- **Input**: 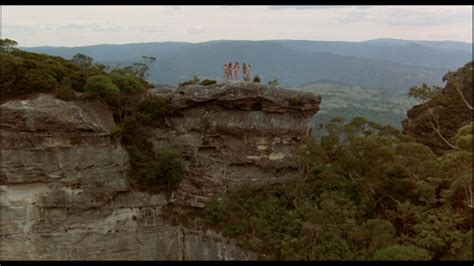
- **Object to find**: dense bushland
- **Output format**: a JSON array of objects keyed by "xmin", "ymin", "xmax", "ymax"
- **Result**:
[
  {"xmin": 1, "ymin": 39, "xmax": 183, "ymax": 190},
  {"xmin": 202, "ymin": 117, "xmax": 472, "ymax": 260},
  {"xmin": 201, "ymin": 62, "xmax": 473, "ymax": 260}
]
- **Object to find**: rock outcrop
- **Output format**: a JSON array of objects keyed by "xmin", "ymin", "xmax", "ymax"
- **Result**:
[
  {"xmin": 153, "ymin": 82, "xmax": 321, "ymax": 208},
  {"xmin": 1, "ymin": 82, "xmax": 320, "ymax": 260}
]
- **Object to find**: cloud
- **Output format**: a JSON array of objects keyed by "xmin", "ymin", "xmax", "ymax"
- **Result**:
[
  {"xmin": 336, "ymin": 6, "xmax": 472, "ymax": 26},
  {"xmin": 268, "ymin": 5, "xmax": 372, "ymax": 10},
  {"xmin": 187, "ymin": 25, "xmax": 214, "ymax": 34},
  {"xmin": 2, "ymin": 5, "xmax": 472, "ymax": 47}
]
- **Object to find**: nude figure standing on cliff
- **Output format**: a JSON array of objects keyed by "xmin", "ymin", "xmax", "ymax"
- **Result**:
[
  {"xmin": 223, "ymin": 63, "xmax": 228, "ymax": 80},
  {"xmin": 242, "ymin": 63, "xmax": 248, "ymax": 81},
  {"xmin": 247, "ymin": 64, "xmax": 252, "ymax": 80},
  {"xmin": 227, "ymin": 62, "xmax": 233, "ymax": 80},
  {"xmin": 234, "ymin": 62, "xmax": 240, "ymax": 80}
]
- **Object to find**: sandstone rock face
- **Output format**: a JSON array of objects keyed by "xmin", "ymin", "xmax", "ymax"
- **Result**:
[
  {"xmin": 1, "ymin": 82, "xmax": 320, "ymax": 260},
  {"xmin": 153, "ymin": 82, "xmax": 321, "ymax": 208}
]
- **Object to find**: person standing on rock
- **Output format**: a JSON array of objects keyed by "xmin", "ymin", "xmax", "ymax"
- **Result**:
[
  {"xmin": 247, "ymin": 64, "xmax": 252, "ymax": 81},
  {"xmin": 223, "ymin": 63, "xmax": 228, "ymax": 80},
  {"xmin": 225, "ymin": 62, "xmax": 232, "ymax": 80},
  {"xmin": 242, "ymin": 63, "xmax": 247, "ymax": 81},
  {"xmin": 234, "ymin": 62, "xmax": 240, "ymax": 80}
]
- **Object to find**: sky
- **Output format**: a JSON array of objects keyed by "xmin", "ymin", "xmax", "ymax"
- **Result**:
[{"xmin": 2, "ymin": 5, "xmax": 473, "ymax": 47}]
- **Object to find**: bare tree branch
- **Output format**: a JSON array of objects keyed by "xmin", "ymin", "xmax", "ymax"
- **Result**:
[
  {"xmin": 455, "ymin": 85, "xmax": 473, "ymax": 110},
  {"xmin": 427, "ymin": 107, "xmax": 458, "ymax": 150},
  {"xmin": 463, "ymin": 175, "xmax": 473, "ymax": 209}
]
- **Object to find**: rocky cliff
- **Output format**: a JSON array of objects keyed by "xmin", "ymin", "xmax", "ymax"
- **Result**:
[{"xmin": 1, "ymin": 81, "xmax": 321, "ymax": 260}]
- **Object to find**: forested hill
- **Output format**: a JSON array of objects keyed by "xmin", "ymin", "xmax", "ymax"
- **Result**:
[{"xmin": 23, "ymin": 39, "xmax": 472, "ymax": 89}]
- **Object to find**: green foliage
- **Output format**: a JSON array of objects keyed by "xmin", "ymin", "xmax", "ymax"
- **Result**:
[
  {"xmin": 408, "ymin": 83, "xmax": 442, "ymax": 103},
  {"xmin": 121, "ymin": 56, "xmax": 156, "ymax": 79},
  {"xmin": 372, "ymin": 245, "xmax": 431, "ymax": 260},
  {"xmin": 119, "ymin": 96, "xmax": 184, "ymax": 190},
  {"xmin": 289, "ymin": 95, "xmax": 302, "ymax": 106},
  {"xmin": 453, "ymin": 123, "xmax": 473, "ymax": 151},
  {"xmin": 1, "ymin": 44, "xmax": 107, "ymax": 101},
  {"xmin": 178, "ymin": 75, "xmax": 201, "ymax": 88},
  {"xmin": 71, "ymin": 53, "xmax": 93, "ymax": 66},
  {"xmin": 203, "ymin": 199, "xmax": 227, "ymax": 225},
  {"xmin": 348, "ymin": 219, "xmax": 397, "ymax": 259},
  {"xmin": 71, "ymin": 53, "xmax": 94, "ymax": 76},
  {"xmin": 2, "ymin": 42, "xmax": 182, "ymax": 192},
  {"xmin": 137, "ymin": 96, "xmax": 168, "ymax": 126},
  {"xmin": 405, "ymin": 61, "xmax": 473, "ymax": 153},
  {"xmin": 447, "ymin": 230, "xmax": 473, "ymax": 260},
  {"xmin": 199, "ymin": 79, "xmax": 217, "ymax": 86},
  {"xmin": 109, "ymin": 73, "xmax": 146, "ymax": 94},
  {"xmin": 155, "ymin": 148, "xmax": 184, "ymax": 187},
  {"xmin": 0, "ymin": 38, "xmax": 18, "ymax": 51},
  {"xmin": 110, "ymin": 126, "xmax": 123, "ymax": 138},
  {"xmin": 411, "ymin": 207, "xmax": 466, "ymax": 259},
  {"xmin": 84, "ymin": 75, "xmax": 120, "ymax": 101},
  {"xmin": 200, "ymin": 116, "xmax": 472, "ymax": 260},
  {"xmin": 55, "ymin": 82, "xmax": 76, "ymax": 101},
  {"xmin": 130, "ymin": 145, "xmax": 184, "ymax": 188}
]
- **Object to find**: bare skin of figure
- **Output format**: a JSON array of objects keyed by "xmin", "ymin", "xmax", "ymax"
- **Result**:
[
  {"xmin": 223, "ymin": 64, "xmax": 228, "ymax": 80},
  {"xmin": 234, "ymin": 62, "xmax": 240, "ymax": 80},
  {"xmin": 248, "ymin": 64, "xmax": 252, "ymax": 80},
  {"xmin": 227, "ymin": 62, "xmax": 233, "ymax": 80}
]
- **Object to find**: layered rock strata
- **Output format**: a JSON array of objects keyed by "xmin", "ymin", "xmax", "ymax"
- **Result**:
[{"xmin": 1, "ymin": 82, "xmax": 320, "ymax": 260}]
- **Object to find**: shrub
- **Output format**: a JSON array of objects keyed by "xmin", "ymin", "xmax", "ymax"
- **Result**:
[
  {"xmin": 289, "ymin": 95, "xmax": 302, "ymax": 106},
  {"xmin": 372, "ymin": 245, "xmax": 431, "ymax": 260},
  {"xmin": 453, "ymin": 123, "xmax": 473, "ymax": 151},
  {"xmin": 121, "ymin": 112, "xmax": 151, "ymax": 146},
  {"xmin": 120, "ymin": 101, "xmax": 183, "ymax": 191},
  {"xmin": 55, "ymin": 83, "xmax": 76, "ymax": 101},
  {"xmin": 110, "ymin": 73, "xmax": 146, "ymax": 94},
  {"xmin": 84, "ymin": 75, "xmax": 119, "ymax": 101},
  {"xmin": 137, "ymin": 96, "xmax": 168, "ymax": 126},
  {"xmin": 110, "ymin": 126, "xmax": 123, "ymax": 138},
  {"xmin": 199, "ymin": 79, "xmax": 217, "ymax": 86},
  {"xmin": 253, "ymin": 75, "xmax": 261, "ymax": 83},
  {"xmin": 178, "ymin": 75, "xmax": 201, "ymax": 88},
  {"xmin": 204, "ymin": 199, "xmax": 227, "ymax": 225},
  {"xmin": 1, "ymin": 45, "xmax": 109, "ymax": 101},
  {"xmin": 156, "ymin": 148, "xmax": 184, "ymax": 188}
]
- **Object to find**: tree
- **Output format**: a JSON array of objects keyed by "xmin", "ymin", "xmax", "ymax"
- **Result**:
[
  {"xmin": 411, "ymin": 207, "xmax": 466, "ymax": 259},
  {"xmin": 71, "ymin": 53, "xmax": 94, "ymax": 76},
  {"xmin": 348, "ymin": 219, "xmax": 397, "ymax": 259},
  {"xmin": 122, "ymin": 56, "xmax": 156, "ymax": 79},
  {"xmin": 443, "ymin": 68, "xmax": 473, "ymax": 110},
  {"xmin": 0, "ymin": 38, "xmax": 18, "ymax": 52},
  {"xmin": 372, "ymin": 245, "xmax": 431, "ymax": 260},
  {"xmin": 407, "ymin": 62, "xmax": 473, "ymax": 151},
  {"xmin": 83, "ymin": 75, "xmax": 119, "ymax": 102},
  {"xmin": 441, "ymin": 123, "xmax": 473, "ymax": 215}
]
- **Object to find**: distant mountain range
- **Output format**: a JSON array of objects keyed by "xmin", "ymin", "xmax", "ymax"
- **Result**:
[{"xmin": 23, "ymin": 39, "xmax": 472, "ymax": 90}]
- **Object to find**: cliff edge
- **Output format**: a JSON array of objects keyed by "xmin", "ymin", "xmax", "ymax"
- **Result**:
[{"xmin": 1, "ymin": 81, "xmax": 321, "ymax": 260}]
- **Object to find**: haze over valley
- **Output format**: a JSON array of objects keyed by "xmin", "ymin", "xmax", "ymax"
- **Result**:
[{"xmin": 23, "ymin": 38, "xmax": 472, "ymax": 127}]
